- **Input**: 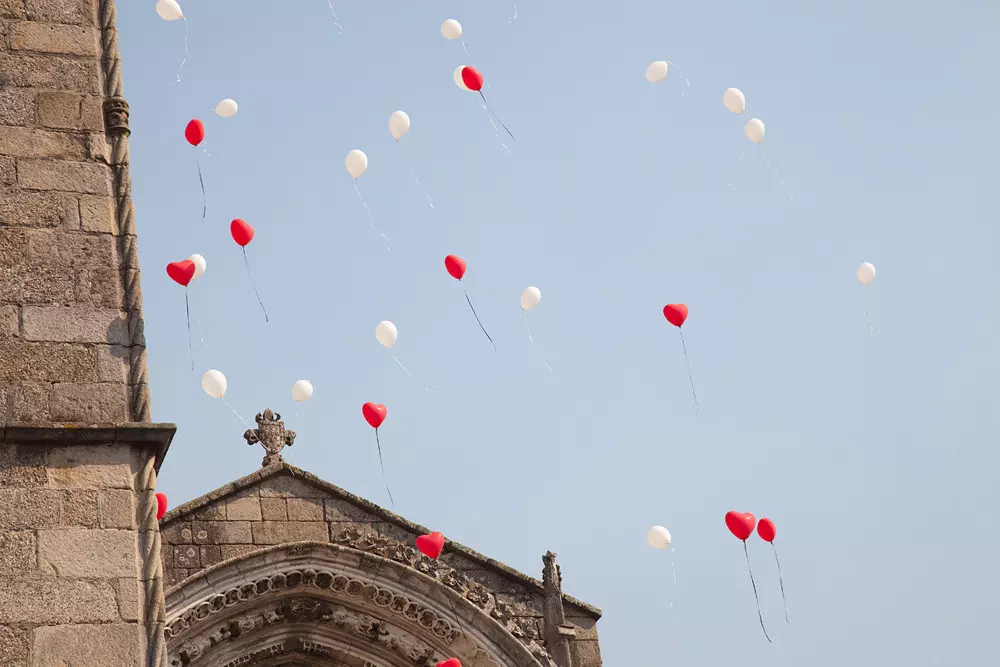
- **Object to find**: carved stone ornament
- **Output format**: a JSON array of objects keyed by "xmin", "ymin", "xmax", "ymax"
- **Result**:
[
  {"xmin": 243, "ymin": 408, "xmax": 296, "ymax": 466},
  {"xmin": 102, "ymin": 96, "xmax": 129, "ymax": 136}
]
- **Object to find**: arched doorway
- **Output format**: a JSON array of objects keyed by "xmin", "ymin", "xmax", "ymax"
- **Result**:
[{"xmin": 164, "ymin": 542, "xmax": 547, "ymax": 667}]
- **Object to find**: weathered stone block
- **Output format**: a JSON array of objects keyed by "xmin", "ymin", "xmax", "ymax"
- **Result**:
[
  {"xmin": 200, "ymin": 545, "xmax": 223, "ymax": 568},
  {"xmin": 0, "ymin": 88, "xmax": 34, "ymax": 126},
  {"xmin": 38, "ymin": 528, "xmax": 139, "ymax": 577},
  {"xmin": 0, "ymin": 488, "xmax": 60, "ymax": 529},
  {"xmin": 101, "ymin": 488, "xmax": 134, "ymax": 528},
  {"xmin": 0, "ymin": 157, "xmax": 13, "ymax": 185},
  {"xmin": 0, "ymin": 125, "xmax": 87, "ymax": 159},
  {"xmin": 79, "ymin": 193, "xmax": 115, "ymax": 232},
  {"xmin": 96, "ymin": 344, "xmax": 129, "ymax": 382},
  {"xmin": 50, "ymin": 381, "xmax": 129, "ymax": 422},
  {"xmin": 0, "ymin": 53, "xmax": 99, "ymax": 92},
  {"xmin": 259, "ymin": 475, "xmax": 327, "ymax": 498},
  {"xmin": 569, "ymin": 639, "xmax": 602, "ymax": 666},
  {"xmin": 16, "ymin": 158, "xmax": 111, "ymax": 194},
  {"xmin": 163, "ymin": 567, "xmax": 188, "ymax": 588},
  {"xmin": 0, "ymin": 531, "xmax": 36, "ymax": 573},
  {"xmin": 173, "ymin": 544, "xmax": 198, "ymax": 569},
  {"xmin": 324, "ymin": 497, "xmax": 379, "ymax": 523},
  {"xmin": 192, "ymin": 520, "xmax": 252, "ymax": 545},
  {"xmin": 566, "ymin": 614, "xmax": 599, "ymax": 640},
  {"xmin": 10, "ymin": 21, "xmax": 98, "ymax": 56},
  {"xmin": 252, "ymin": 521, "xmax": 328, "ymax": 545},
  {"xmin": 287, "ymin": 496, "xmax": 323, "ymax": 521},
  {"xmin": 221, "ymin": 544, "xmax": 261, "ymax": 561},
  {"xmin": 32, "ymin": 623, "xmax": 143, "ymax": 666},
  {"xmin": 8, "ymin": 381, "xmax": 53, "ymax": 421},
  {"xmin": 226, "ymin": 494, "xmax": 262, "ymax": 521},
  {"xmin": 0, "ymin": 189, "xmax": 78, "ymax": 228},
  {"xmin": 0, "ymin": 577, "xmax": 118, "ymax": 623},
  {"xmin": 260, "ymin": 497, "xmax": 287, "ymax": 520},
  {"xmin": 35, "ymin": 90, "xmax": 82, "ymax": 128},
  {"xmin": 0, "ymin": 339, "xmax": 96, "ymax": 382},
  {"xmin": 0, "ymin": 305, "xmax": 18, "ymax": 336},
  {"xmin": 114, "ymin": 577, "xmax": 142, "ymax": 622},
  {"xmin": 24, "ymin": 0, "xmax": 90, "ymax": 26},
  {"xmin": 81, "ymin": 94, "xmax": 103, "ymax": 130},
  {"xmin": 46, "ymin": 444, "xmax": 136, "ymax": 489},
  {"xmin": 193, "ymin": 502, "xmax": 225, "ymax": 520},
  {"xmin": 0, "ymin": 442, "xmax": 47, "ymax": 487},
  {"xmin": 22, "ymin": 305, "xmax": 128, "ymax": 343},
  {"xmin": 0, "ymin": 625, "xmax": 28, "ymax": 666},
  {"xmin": 160, "ymin": 520, "xmax": 192, "ymax": 545},
  {"xmin": 61, "ymin": 488, "xmax": 99, "ymax": 526}
]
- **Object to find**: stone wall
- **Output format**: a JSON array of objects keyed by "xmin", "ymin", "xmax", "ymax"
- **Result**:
[
  {"xmin": 0, "ymin": 426, "xmax": 173, "ymax": 666},
  {"xmin": 160, "ymin": 465, "xmax": 603, "ymax": 666},
  {"xmin": 1, "ymin": 0, "xmax": 133, "ymax": 423}
]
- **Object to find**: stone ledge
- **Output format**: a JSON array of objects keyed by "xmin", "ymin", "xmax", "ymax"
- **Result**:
[{"xmin": 0, "ymin": 422, "xmax": 176, "ymax": 470}]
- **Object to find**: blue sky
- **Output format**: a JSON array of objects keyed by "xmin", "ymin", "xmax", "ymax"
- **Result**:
[{"xmin": 120, "ymin": 1, "xmax": 998, "ymax": 663}]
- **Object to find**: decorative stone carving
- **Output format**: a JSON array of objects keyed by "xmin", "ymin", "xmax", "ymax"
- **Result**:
[
  {"xmin": 243, "ymin": 409, "xmax": 296, "ymax": 467},
  {"xmin": 103, "ymin": 97, "xmax": 129, "ymax": 136}
]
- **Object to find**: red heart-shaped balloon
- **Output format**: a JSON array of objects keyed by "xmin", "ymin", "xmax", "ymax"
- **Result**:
[
  {"xmin": 185, "ymin": 119, "xmax": 205, "ymax": 147},
  {"xmin": 437, "ymin": 660, "xmax": 462, "ymax": 667},
  {"xmin": 231, "ymin": 218, "xmax": 255, "ymax": 247},
  {"xmin": 362, "ymin": 402, "xmax": 387, "ymax": 429},
  {"xmin": 757, "ymin": 517, "xmax": 776, "ymax": 543},
  {"xmin": 663, "ymin": 303, "xmax": 688, "ymax": 328},
  {"xmin": 156, "ymin": 492, "xmax": 168, "ymax": 521},
  {"xmin": 461, "ymin": 66, "xmax": 484, "ymax": 92},
  {"xmin": 416, "ymin": 531, "xmax": 445, "ymax": 559},
  {"xmin": 444, "ymin": 255, "xmax": 466, "ymax": 280},
  {"xmin": 725, "ymin": 510, "xmax": 756, "ymax": 541},
  {"xmin": 166, "ymin": 260, "xmax": 195, "ymax": 287}
]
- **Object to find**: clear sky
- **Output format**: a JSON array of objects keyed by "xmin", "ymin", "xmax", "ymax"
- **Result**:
[{"xmin": 119, "ymin": 1, "xmax": 998, "ymax": 664}]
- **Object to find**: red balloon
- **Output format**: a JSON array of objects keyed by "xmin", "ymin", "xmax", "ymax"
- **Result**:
[
  {"xmin": 156, "ymin": 492, "xmax": 168, "ymax": 521},
  {"xmin": 461, "ymin": 66, "xmax": 483, "ymax": 92},
  {"xmin": 725, "ymin": 510, "xmax": 756, "ymax": 541},
  {"xmin": 757, "ymin": 517, "xmax": 776, "ymax": 543},
  {"xmin": 444, "ymin": 255, "xmax": 467, "ymax": 280},
  {"xmin": 663, "ymin": 304, "xmax": 688, "ymax": 328},
  {"xmin": 416, "ymin": 531, "xmax": 445, "ymax": 559},
  {"xmin": 185, "ymin": 119, "xmax": 205, "ymax": 146},
  {"xmin": 437, "ymin": 660, "xmax": 462, "ymax": 667},
  {"xmin": 166, "ymin": 260, "xmax": 195, "ymax": 287},
  {"xmin": 362, "ymin": 402, "xmax": 387, "ymax": 429},
  {"xmin": 230, "ymin": 218, "xmax": 255, "ymax": 247}
]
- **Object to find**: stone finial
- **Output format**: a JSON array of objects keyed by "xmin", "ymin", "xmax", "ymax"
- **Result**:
[
  {"xmin": 243, "ymin": 409, "xmax": 296, "ymax": 467},
  {"xmin": 541, "ymin": 552, "xmax": 574, "ymax": 667}
]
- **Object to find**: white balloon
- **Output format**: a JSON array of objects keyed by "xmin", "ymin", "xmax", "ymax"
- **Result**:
[
  {"xmin": 858, "ymin": 262, "xmax": 876, "ymax": 286},
  {"xmin": 188, "ymin": 253, "xmax": 206, "ymax": 280},
  {"xmin": 291, "ymin": 380, "xmax": 314, "ymax": 403},
  {"xmin": 215, "ymin": 99, "xmax": 238, "ymax": 118},
  {"xmin": 723, "ymin": 88, "xmax": 746, "ymax": 114},
  {"xmin": 520, "ymin": 286, "xmax": 542, "ymax": 311},
  {"xmin": 645, "ymin": 61, "xmax": 669, "ymax": 83},
  {"xmin": 155, "ymin": 0, "xmax": 183, "ymax": 21},
  {"xmin": 388, "ymin": 111, "xmax": 411, "ymax": 141},
  {"xmin": 745, "ymin": 118, "xmax": 766, "ymax": 144},
  {"xmin": 345, "ymin": 150, "xmax": 368, "ymax": 179},
  {"xmin": 201, "ymin": 370, "xmax": 227, "ymax": 399},
  {"xmin": 375, "ymin": 321, "xmax": 398, "ymax": 348},
  {"xmin": 647, "ymin": 526, "xmax": 672, "ymax": 550},
  {"xmin": 441, "ymin": 19, "xmax": 463, "ymax": 40},
  {"xmin": 454, "ymin": 66, "xmax": 471, "ymax": 91}
]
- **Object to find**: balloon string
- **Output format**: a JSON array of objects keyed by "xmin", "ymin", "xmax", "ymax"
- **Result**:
[
  {"xmin": 863, "ymin": 285, "xmax": 874, "ymax": 336},
  {"xmin": 756, "ymin": 145, "xmax": 797, "ymax": 205},
  {"xmin": 409, "ymin": 168, "xmax": 435, "ymax": 211},
  {"xmin": 390, "ymin": 353, "xmax": 443, "ymax": 394},
  {"xmin": 666, "ymin": 61, "xmax": 691, "ymax": 94},
  {"xmin": 242, "ymin": 247, "xmax": 269, "ymax": 323},
  {"xmin": 668, "ymin": 546, "xmax": 677, "ymax": 613},
  {"xmin": 184, "ymin": 289, "xmax": 193, "ymax": 371},
  {"xmin": 772, "ymin": 542, "xmax": 790, "ymax": 624},
  {"xmin": 743, "ymin": 540, "xmax": 772, "ymax": 643},
  {"xmin": 463, "ymin": 286, "xmax": 496, "ymax": 351},
  {"xmin": 222, "ymin": 399, "xmax": 249, "ymax": 428},
  {"xmin": 460, "ymin": 38, "xmax": 474, "ymax": 63},
  {"xmin": 478, "ymin": 91, "xmax": 517, "ymax": 144},
  {"xmin": 508, "ymin": 4, "xmax": 518, "ymax": 23},
  {"xmin": 195, "ymin": 156, "xmax": 206, "ymax": 219},
  {"xmin": 374, "ymin": 429, "xmax": 395, "ymax": 507},
  {"xmin": 353, "ymin": 182, "xmax": 392, "ymax": 251},
  {"xmin": 678, "ymin": 329, "xmax": 700, "ymax": 414},
  {"xmin": 176, "ymin": 17, "xmax": 189, "ymax": 83},
  {"xmin": 479, "ymin": 102, "xmax": 512, "ymax": 156},
  {"xmin": 522, "ymin": 310, "xmax": 554, "ymax": 373},
  {"xmin": 326, "ymin": 0, "xmax": 344, "ymax": 34}
]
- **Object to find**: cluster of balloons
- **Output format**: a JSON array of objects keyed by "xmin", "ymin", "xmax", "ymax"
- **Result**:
[
  {"xmin": 200, "ymin": 369, "xmax": 314, "ymax": 405},
  {"xmin": 724, "ymin": 511, "xmax": 790, "ymax": 641}
]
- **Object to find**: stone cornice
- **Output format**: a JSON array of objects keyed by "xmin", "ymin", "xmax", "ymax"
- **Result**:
[{"xmin": 0, "ymin": 422, "xmax": 176, "ymax": 471}]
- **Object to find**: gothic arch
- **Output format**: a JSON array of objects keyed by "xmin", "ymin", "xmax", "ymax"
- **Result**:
[{"xmin": 163, "ymin": 542, "xmax": 546, "ymax": 667}]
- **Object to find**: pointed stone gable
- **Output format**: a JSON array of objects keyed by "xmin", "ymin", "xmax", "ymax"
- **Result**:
[{"xmin": 159, "ymin": 463, "xmax": 602, "ymax": 665}]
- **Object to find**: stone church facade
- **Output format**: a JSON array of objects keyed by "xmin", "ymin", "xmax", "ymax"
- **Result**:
[{"xmin": 1, "ymin": 2, "xmax": 603, "ymax": 665}]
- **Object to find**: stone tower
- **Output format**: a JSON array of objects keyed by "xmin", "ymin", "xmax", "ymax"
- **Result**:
[{"xmin": 1, "ymin": 1, "xmax": 175, "ymax": 665}]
